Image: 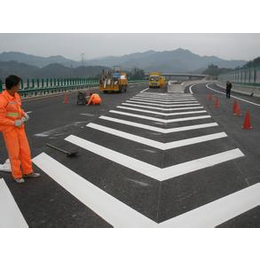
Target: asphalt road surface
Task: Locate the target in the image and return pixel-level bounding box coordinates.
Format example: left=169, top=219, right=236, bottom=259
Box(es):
left=1, top=82, right=260, bottom=228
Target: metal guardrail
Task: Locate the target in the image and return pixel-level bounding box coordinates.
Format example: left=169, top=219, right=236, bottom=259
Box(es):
left=0, top=78, right=147, bottom=97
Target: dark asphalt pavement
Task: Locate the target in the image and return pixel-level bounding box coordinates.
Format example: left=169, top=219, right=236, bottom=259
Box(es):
left=1, top=82, right=260, bottom=227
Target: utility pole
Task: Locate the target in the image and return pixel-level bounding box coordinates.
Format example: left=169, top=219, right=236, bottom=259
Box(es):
left=81, top=53, right=85, bottom=65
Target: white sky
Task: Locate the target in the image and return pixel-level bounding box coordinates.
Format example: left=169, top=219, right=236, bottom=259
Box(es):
left=0, top=33, right=259, bottom=61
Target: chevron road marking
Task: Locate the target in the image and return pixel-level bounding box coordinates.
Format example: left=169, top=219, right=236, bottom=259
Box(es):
left=87, top=122, right=227, bottom=150
left=100, top=115, right=218, bottom=133
left=130, top=98, right=198, bottom=104
left=32, top=153, right=255, bottom=228
left=121, top=103, right=204, bottom=111
left=32, top=153, right=155, bottom=228
left=131, top=96, right=197, bottom=102
left=109, top=110, right=211, bottom=123
left=117, top=106, right=207, bottom=116
left=0, top=179, right=28, bottom=228
left=126, top=100, right=201, bottom=107
left=65, top=135, right=244, bottom=182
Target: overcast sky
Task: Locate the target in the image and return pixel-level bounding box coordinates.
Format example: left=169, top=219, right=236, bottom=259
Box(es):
left=0, top=33, right=259, bottom=61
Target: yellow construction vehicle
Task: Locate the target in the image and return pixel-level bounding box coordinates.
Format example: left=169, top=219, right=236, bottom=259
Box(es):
left=148, top=72, right=166, bottom=88
left=99, top=66, right=128, bottom=93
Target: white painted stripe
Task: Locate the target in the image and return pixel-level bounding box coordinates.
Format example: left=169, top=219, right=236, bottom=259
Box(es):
left=117, top=106, right=207, bottom=116
left=130, top=98, right=198, bottom=104
left=100, top=116, right=218, bottom=133
left=0, top=179, right=28, bottom=228
left=87, top=123, right=227, bottom=150
left=33, top=153, right=252, bottom=228
left=109, top=110, right=211, bottom=123
left=132, top=96, right=196, bottom=100
left=189, top=84, right=195, bottom=94
left=26, top=111, right=33, bottom=114
left=65, top=135, right=244, bottom=181
left=139, top=88, right=149, bottom=93
left=122, top=103, right=204, bottom=111
left=136, top=93, right=193, bottom=97
left=32, top=153, right=155, bottom=228
left=160, top=183, right=260, bottom=228
left=126, top=100, right=201, bottom=107
left=206, top=83, right=260, bottom=107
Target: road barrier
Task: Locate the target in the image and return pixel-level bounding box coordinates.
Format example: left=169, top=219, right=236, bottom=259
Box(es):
left=219, top=67, right=260, bottom=87
left=0, top=78, right=146, bottom=97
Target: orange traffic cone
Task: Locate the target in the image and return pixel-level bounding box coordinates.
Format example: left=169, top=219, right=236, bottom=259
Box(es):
left=233, top=100, right=241, bottom=116
left=214, top=97, right=220, bottom=109
left=63, top=93, right=68, bottom=104
left=242, top=110, right=252, bottom=129
left=208, top=93, right=213, bottom=101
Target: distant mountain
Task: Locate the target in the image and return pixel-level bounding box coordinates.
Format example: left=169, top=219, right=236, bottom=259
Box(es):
left=0, top=51, right=80, bottom=68
left=85, top=48, right=247, bottom=73
left=0, top=49, right=248, bottom=74
left=0, top=61, right=108, bottom=80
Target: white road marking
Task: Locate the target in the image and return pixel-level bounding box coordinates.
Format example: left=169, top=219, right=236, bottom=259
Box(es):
left=26, top=111, right=33, bottom=114
left=100, top=115, right=218, bottom=133
left=33, top=152, right=253, bottom=228
left=134, top=95, right=196, bottom=100
left=126, top=100, right=201, bottom=107
left=140, top=88, right=149, bottom=93
left=117, top=106, right=207, bottom=116
left=160, top=183, right=260, bottom=228
left=0, top=179, right=28, bottom=228
left=65, top=135, right=244, bottom=182
left=32, top=153, right=156, bottom=228
left=109, top=110, right=211, bottom=123
left=87, top=123, right=227, bottom=150
left=122, top=103, right=204, bottom=111
left=189, top=84, right=195, bottom=94
left=130, top=98, right=198, bottom=104
left=206, top=83, right=260, bottom=107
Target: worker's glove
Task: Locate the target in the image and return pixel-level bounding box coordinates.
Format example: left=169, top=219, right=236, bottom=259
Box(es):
left=21, top=113, right=30, bottom=123
left=14, top=120, right=23, bottom=127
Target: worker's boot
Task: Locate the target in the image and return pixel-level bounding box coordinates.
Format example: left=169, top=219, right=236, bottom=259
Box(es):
left=14, top=178, right=25, bottom=184
left=24, top=172, right=41, bottom=178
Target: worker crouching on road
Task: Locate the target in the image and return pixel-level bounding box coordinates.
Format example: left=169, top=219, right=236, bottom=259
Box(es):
left=87, top=93, right=102, bottom=105
left=0, top=75, right=40, bottom=183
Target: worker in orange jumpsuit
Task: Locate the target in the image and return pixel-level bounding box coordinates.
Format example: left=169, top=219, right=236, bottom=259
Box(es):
left=0, top=75, right=40, bottom=183
left=87, top=93, right=102, bottom=105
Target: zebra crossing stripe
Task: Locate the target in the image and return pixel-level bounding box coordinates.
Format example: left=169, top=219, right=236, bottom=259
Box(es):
left=0, top=179, right=28, bottom=228
left=126, top=100, right=201, bottom=107
left=117, top=106, right=207, bottom=116
left=100, top=115, right=218, bottom=133
left=130, top=98, right=198, bottom=104
left=32, top=153, right=255, bottom=228
left=122, top=103, right=204, bottom=111
left=87, top=123, right=227, bottom=150
left=65, top=135, right=244, bottom=181
left=109, top=110, right=211, bottom=123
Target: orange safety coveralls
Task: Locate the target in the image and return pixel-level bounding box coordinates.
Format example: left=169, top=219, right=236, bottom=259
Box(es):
left=0, top=90, right=33, bottom=179
left=88, top=94, right=101, bottom=105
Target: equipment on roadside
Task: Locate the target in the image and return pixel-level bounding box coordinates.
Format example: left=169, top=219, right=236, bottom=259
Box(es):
left=99, top=66, right=128, bottom=93
left=46, top=143, right=78, bottom=157
left=77, top=91, right=87, bottom=105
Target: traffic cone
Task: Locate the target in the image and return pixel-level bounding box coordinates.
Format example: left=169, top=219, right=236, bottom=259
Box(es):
left=208, top=93, right=213, bottom=101
left=63, top=93, right=68, bottom=104
left=242, top=110, right=252, bottom=129
left=233, top=100, right=241, bottom=116
left=214, top=97, right=220, bottom=109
